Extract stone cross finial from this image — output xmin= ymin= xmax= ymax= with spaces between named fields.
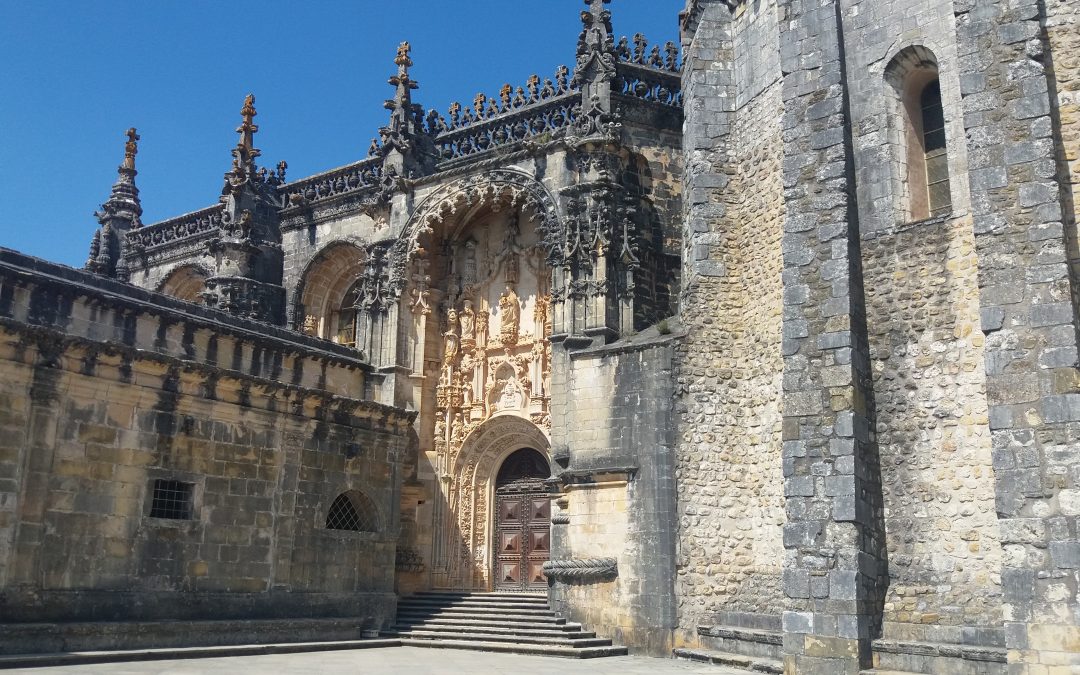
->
xmin=395 ymin=41 xmax=412 ymax=68
xmin=123 ymin=128 xmax=139 ymax=170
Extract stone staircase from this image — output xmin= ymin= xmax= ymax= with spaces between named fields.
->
xmin=384 ymin=591 xmax=628 ymax=658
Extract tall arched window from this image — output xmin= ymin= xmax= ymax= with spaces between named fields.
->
xmin=919 ymin=79 xmax=951 ymax=218
xmin=333 ymin=281 xmax=360 ymax=349
xmin=886 ymin=46 xmax=952 ymax=223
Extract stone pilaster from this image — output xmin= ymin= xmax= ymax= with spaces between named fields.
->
xmin=955 ymin=0 xmax=1080 ymax=669
xmin=776 ymin=1 xmax=885 ymax=672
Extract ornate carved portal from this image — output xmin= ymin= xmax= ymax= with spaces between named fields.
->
xmin=404 ymin=184 xmax=555 ymax=590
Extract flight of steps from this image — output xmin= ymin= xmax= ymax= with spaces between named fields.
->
xmin=384 ymin=591 xmax=628 ymax=658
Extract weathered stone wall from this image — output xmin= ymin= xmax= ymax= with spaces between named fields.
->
xmin=954 ymin=0 xmax=1080 ymax=668
xmin=842 ymin=0 xmax=971 ymax=233
xmin=549 ymin=334 xmax=679 ymax=655
xmin=1046 ymin=0 xmax=1079 ymax=233
xmin=0 ymin=250 xmax=413 ymax=625
xmin=675 ymin=0 xmax=786 ymax=643
xmin=862 ymin=216 xmax=1003 ymax=642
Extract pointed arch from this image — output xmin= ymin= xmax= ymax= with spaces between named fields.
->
xmin=391 ymin=169 xmax=565 ymax=282
xmin=157 ymin=264 xmax=210 ymax=304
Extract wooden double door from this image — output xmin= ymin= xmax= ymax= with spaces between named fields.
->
xmin=494 ymin=488 xmax=550 ymax=591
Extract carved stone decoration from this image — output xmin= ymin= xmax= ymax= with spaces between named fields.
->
xmin=498 ymin=286 xmax=521 ymax=346
xmin=542 ymin=557 xmax=618 ymax=581
xmin=411 ymin=178 xmax=556 ymax=591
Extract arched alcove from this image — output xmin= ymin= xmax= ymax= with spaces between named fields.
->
xmin=294 ymin=241 xmax=367 ymax=342
xmin=157 ymin=265 xmax=209 ymax=304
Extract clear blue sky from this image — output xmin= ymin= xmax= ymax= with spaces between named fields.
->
xmin=0 ymin=0 xmax=681 ymax=268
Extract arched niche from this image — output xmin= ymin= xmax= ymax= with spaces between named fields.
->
xmin=441 ymin=414 xmax=551 ymax=590
xmin=294 ymin=241 xmax=367 ymax=341
xmin=157 ymin=265 xmax=209 ymax=304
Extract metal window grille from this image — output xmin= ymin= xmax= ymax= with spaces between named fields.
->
xmin=149 ymin=479 xmax=194 ymax=520
xmin=921 ymin=79 xmax=952 ymax=217
xmin=326 ymin=492 xmax=378 ymax=532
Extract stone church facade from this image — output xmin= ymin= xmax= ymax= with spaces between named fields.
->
xmin=1 ymin=0 xmax=1078 ymax=672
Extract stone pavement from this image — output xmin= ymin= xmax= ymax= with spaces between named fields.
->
xmin=12 ymin=646 xmax=741 ymax=674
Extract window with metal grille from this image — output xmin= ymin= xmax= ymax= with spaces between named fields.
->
xmin=325 ymin=491 xmax=379 ymax=532
xmin=149 ymin=479 xmax=194 ymax=520
xmin=920 ymin=79 xmax=951 ymax=217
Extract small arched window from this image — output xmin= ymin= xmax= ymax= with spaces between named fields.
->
xmin=325 ymin=490 xmax=379 ymax=532
xmin=886 ymin=46 xmax=952 ymax=223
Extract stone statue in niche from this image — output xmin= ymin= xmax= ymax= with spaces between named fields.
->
xmin=499 ymin=286 xmax=521 ymax=345
xmin=302 ymin=314 xmax=318 ymax=336
xmin=443 ymin=308 xmax=460 ymax=383
xmin=451 ymin=412 xmax=465 ymax=446
xmin=462 ymin=240 xmax=478 ymax=288
xmin=460 ymin=300 xmax=476 ymax=345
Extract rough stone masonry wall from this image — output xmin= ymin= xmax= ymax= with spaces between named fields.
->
xmin=675 ymin=0 xmax=787 ymax=643
xmin=0 ymin=251 xmax=413 ymax=626
xmin=1045 ymin=0 xmax=1079 ymax=233
xmin=955 ymin=0 xmax=1080 ymax=669
xmin=862 ymin=217 xmax=1003 ymax=642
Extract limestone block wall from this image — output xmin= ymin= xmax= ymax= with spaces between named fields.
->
xmin=862 ymin=216 xmax=1003 ymax=643
xmin=0 ymin=250 xmax=414 ymax=624
xmin=1046 ymin=0 xmax=1079 ymax=228
xmin=549 ymin=334 xmax=679 ymax=655
xmin=675 ymin=0 xmax=786 ymax=642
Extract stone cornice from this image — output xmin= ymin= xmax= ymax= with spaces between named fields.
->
xmin=0 ymin=248 xmax=367 ymax=368
xmin=0 ymin=317 xmax=416 ymax=430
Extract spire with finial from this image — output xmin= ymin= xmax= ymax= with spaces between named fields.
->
xmin=573 ymin=0 xmax=617 ymax=112
xmin=378 ymin=41 xmax=434 ymax=177
xmin=223 ymin=94 xmax=262 ymax=196
xmin=87 ymin=128 xmax=143 ymax=277
xmin=385 ymin=41 xmax=420 ymax=123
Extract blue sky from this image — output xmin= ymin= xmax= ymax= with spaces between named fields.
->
xmin=0 ymin=1 xmax=681 ymax=268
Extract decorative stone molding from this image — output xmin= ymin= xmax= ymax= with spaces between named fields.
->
xmin=542 ymin=557 xmax=618 ymax=581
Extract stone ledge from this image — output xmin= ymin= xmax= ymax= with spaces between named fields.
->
xmin=871 ymin=638 xmax=1007 ymax=664
xmin=0 ymin=617 xmax=393 ymax=656
xmin=673 ymin=647 xmax=783 ymax=674
xmin=0 ymin=638 xmax=401 ymax=670
xmin=698 ymin=626 xmax=783 ymax=646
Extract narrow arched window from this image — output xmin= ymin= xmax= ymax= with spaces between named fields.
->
xmin=325 ymin=491 xmax=379 ymax=532
xmin=920 ymin=79 xmax=951 ymax=217
xmin=886 ymin=46 xmax=952 ymax=223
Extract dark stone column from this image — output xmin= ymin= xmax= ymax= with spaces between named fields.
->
xmin=776 ymin=1 xmax=885 ymax=672
xmin=955 ymin=0 xmax=1080 ymax=669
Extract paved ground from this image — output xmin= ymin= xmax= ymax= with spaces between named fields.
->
xmin=12 ymin=646 xmax=740 ymax=674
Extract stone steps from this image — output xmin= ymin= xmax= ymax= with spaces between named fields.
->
xmin=390 ymin=591 xmax=626 ymax=658
xmin=396 ymin=613 xmax=570 ymax=626
xmin=394 ymin=629 xmax=611 ymax=648
xmin=397 ymin=637 xmax=627 ymax=659
xmin=673 ymin=647 xmax=783 ymax=674
xmin=391 ymin=622 xmax=597 ymax=639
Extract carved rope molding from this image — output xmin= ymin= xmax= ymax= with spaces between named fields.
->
xmin=542 ymin=557 xmax=618 ymax=581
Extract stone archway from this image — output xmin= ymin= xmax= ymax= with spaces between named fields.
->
xmin=437 ymin=414 xmax=551 ymax=590
xmin=493 ymin=448 xmax=552 ymax=592
xmin=157 ymin=264 xmax=209 ymax=303
xmin=294 ymin=241 xmax=367 ymax=339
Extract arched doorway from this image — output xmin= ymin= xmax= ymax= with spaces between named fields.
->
xmin=493 ymin=448 xmax=551 ymax=592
